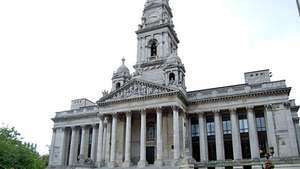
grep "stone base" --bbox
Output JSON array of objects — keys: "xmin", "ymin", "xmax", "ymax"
[
  {"xmin": 154, "ymin": 159, "xmax": 164, "ymax": 167},
  {"xmin": 138, "ymin": 160, "xmax": 148, "ymax": 168},
  {"xmin": 108, "ymin": 161, "xmax": 117, "ymax": 168},
  {"xmin": 233, "ymin": 166, "xmax": 243, "ymax": 169},
  {"xmin": 122, "ymin": 161, "xmax": 132, "ymax": 168},
  {"xmin": 275, "ymin": 164, "xmax": 300, "ymax": 169},
  {"xmin": 251, "ymin": 165, "xmax": 262, "ymax": 169}
]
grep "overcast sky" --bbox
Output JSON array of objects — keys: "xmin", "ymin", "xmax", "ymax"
[{"xmin": 0, "ymin": 0, "xmax": 299, "ymax": 155}]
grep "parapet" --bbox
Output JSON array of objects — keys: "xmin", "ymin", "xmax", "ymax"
[
  {"xmin": 71, "ymin": 98, "xmax": 95, "ymax": 110},
  {"xmin": 244, "ymin": 69, "xmax": 271, "ymax": 84}
]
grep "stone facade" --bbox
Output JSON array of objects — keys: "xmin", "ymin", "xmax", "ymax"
[{"xmin": 48, "ymin": 0, "xmax": 300, "ymax": 169}]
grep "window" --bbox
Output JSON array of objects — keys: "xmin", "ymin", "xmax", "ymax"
[
  {"xmin": 146, "ymin": 122, "xmax": 156, "ymax": 141},
  {"xmin": 207, "ymin": 122, "xmax": 215, "ymax": 136},
  {"xmin": 116, "ymin": 82, "xmax": 121, "ymax": 89},
  {"xmin": 191, "ymin": 124, "xmax": 199, "ymax": 137},
  {"xmin": 223, "ymin": 120, "xmax": 232, "ymax": 134},
  {"xmin": 169, "ymin": 73, "xmax": 175, "ymax": 84},
  {"xmin": 239, "ymin": 119, "xmax": 249, "ymax": 133},
  {"xmin": 150, "ymin": 40, "xmax": 158, "ymax": 56},
  {"xmin": 256, "ymin": 117, "xmax": 266, "ymax": 131}
]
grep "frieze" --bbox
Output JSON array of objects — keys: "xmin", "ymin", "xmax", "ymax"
[{"xmin": 98, "ymin": 79, "xmax": 178, "ymax": 104}]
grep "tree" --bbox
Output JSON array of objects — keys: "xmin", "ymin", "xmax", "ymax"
[{"xmin": 0, "ymin": 126, "xmax": 47, "ymax": 169}]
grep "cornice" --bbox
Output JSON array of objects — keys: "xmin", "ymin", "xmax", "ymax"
[
  {"xmin": 136, "ymin": 24, "xmax": 179, "ymax": 43},
  {"xmin": 188, "ymin": 87, "xmax": 291, "ymax": 105}
]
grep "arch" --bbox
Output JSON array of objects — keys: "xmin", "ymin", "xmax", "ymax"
[
  {"xmin": 148, "ymin": 39, "xmax": 158, "ymax": 57},
  {"xmin": 116, "ymin": 82, "xmax": 121, "ymax": 89},
  {"xmin": 169, "ymin": 72, "xmax": 175, "ymax": 84}
]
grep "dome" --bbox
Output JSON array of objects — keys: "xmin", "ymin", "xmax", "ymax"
[{"xmin": 116, "ymin": 58, "xmax": 130, "ymax": 74}]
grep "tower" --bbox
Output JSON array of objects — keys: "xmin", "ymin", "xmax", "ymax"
[{"xmin": 133, "ymin": 0, "xmax": 186, "ymax": 91}]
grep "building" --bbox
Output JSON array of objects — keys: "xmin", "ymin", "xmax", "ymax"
[{"xmin": 48, "ymin": 0, "xmax": 300, "ymax": 169}]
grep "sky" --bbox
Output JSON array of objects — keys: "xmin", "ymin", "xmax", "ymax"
[{"xmin": 0, "ymin": 0, "xmax": 299, "ymax": 155}]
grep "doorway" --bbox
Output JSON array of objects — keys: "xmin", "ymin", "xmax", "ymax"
[{"xmin": 146, "ymin": 146, "xmax": 155, "ymax": 164}]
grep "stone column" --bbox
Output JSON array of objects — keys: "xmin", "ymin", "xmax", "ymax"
[
  {"xmin": 79, "ymin": 126, "xmax": 88, "ymax": 162},
  {"xmin": 59, "ymin": 127, "xmax": 66, "ymax": 166},
  {"xmin": 230, "ymin": 108, "xmax": 242, "ymax": 160},
  {"xmin": 68, "ymin": 126, "xmax": 77, "ymax": 166},
  {"xmin": 264, "ymin": 105, "xmax": 278, "ymax": 157},
  {"xmin": 247, "ymin": 106, "xmax": 260, "ymax": 159},
  {"xmin": 138, "ymin": 109, "xmax": 147, "ymax": 167},
  {"xmin": 105, "ymin": 117, "xmax": 111, "ymax": 164},
  {"xmin": 97, "ymin": 116, "xmax": 104, "ymax": 167},
  {"xmin": 173, "ymin": 106, "xmax": 180, "ymax": 161},
  {"xmin": 91, "ymin": 124, "xmax": 98, "ymax": 162},
  {"xmin": 123, "ymin": 112, "xmax": 132, "ymax": 167},
  {"xmin": 199, "ymin": 113, "xmax": 208, "ymax": 162},
  {"xmin": 284, "ymin": 103, "xmax": 299, "ymax": 156},
  {"xmin": 214, "ymin": 110, "xmax": 225, "ymax": 161},
  {"xmin": 188, "ymin": 116, "xmax": 193, "ymax": 156},
  {"xmin": 109, "ymin": 114, "xmax": 118, "ymax": 168},
  {"xmin": 155, "ymin": 107, "xmax": 163, "ymax": 167},
  {"xmin": 49, "ymin": 128, "xmax": 57, "ymax": 166}
]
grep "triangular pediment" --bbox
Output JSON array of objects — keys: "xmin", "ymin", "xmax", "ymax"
[{"xmin": 98, "ymin": 79, "xmax": 178, "ymax": 104}]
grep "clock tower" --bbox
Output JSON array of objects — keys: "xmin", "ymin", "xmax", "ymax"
[{"xmin": 134, "ymin": 0, "xmax": 186, "ymax": 91}]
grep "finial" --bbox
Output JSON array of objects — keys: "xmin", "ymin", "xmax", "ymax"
[{"xmin": 122, "ymin": 57, "xmax": 125, "ymax": 65}]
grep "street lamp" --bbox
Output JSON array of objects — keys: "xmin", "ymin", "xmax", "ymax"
[{"xmin": 260, "ymin": 147, "xmax": 275, "ymax": 169}]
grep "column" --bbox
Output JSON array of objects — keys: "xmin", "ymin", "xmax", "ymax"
[
  {"xmin": 79, "ymin": 126, "xmax": 88, "ymax": 162},
  {"xmin": 284, "ymin": 103, "xmax": 299, "ymax": 156},
  {"xmin": 230, "ymin": 108, "xmax": 242, "ymax": 160},
  {"xmin": 123, "ymin": 112, "xmax": 132, "ymax": 167},
  {"xmin": 59, "ymin": 127, "xmax": 66, "ymax": 165},
  {"xmin": 188, "ymin": 116, "xmax": 193, "ymax": 157},
  {"xmin": 214, "ymin": 110, "xmax": 225, "ymax": 161},
  {"xmin": 138, "ymin": 109, "xmax": 147, "ymax": 167},
  {"xmin": 264, "ymin": 105, "xmax": 278, "ymax": 157},
  {"xmin": 68, "ymin": 127, "xmax": 77, "ymax": 166},
  {"xmin": 173, "ymin": 106, "xmax": 180, "ymax": 161},
  {"xmin": 49, "ymin": 128, "xmax": 57, "ymax": 166},
  {"xmin": 97, "ymin": 116, "xmax": 104, "ymax": 167},
  {"xmin": 247, "ymin": 106, "xmax": 260, "ymax": 159},
  {"xmin": 105, "ymin": 118, "xmax": 111, "ymax": 164},
  {"xmin": 155, "ymin": 108, "xmax": 163, "ymax": 167},
  {"xmin": 91, "ymin": 124, "xmax": 98, "ymax": 162},
  {"xmin": 199, "ymin": 113, "xmax": 208, "ymax": 162},
  {"xmin": 109, "ymin": 114, "xmax": 118, "ymax": 168}
]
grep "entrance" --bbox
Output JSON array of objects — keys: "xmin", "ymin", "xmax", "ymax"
[{"xmin": 146, "ymin": 146, "xmax": 155, "ymax": 164}]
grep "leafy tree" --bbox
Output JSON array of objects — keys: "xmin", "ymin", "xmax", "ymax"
[{"xmin": 0, "ymin": 126, "xmax": 47, "ymax": 169}]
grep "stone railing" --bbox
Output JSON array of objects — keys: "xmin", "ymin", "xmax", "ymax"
[
  {"xmin": 187, "ymin": 80, "xmax": 287, "ymax": 101},
  {"xmin": 55, "ymin": 105, "xmax": 98, "ymax": 118}
]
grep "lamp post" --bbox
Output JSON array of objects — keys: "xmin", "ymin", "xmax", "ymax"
[{"xmin": 260, "ymin": 147, "xmax": 275, "ymax": 169}]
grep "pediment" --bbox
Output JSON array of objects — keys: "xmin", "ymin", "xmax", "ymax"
[{"xmin": 98, "ymin": 79, "xmax": 178, "ymax": 104}]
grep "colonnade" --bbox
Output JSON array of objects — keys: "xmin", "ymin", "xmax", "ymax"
[
  {"xmin": 51, "ymin": 106, "xmax": 184, "ymax": 168},
  {"xmin": 194, "ymin": 106, "xmax": 277, "ymax": 163}
]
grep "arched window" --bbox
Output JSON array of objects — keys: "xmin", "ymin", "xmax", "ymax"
[
  {"xmin": 169, "ymin": 73, "xmax": 175, "ymax": 84},
  {"xmin": 149, "ymin": 39, "xmax": 158, "ymax": 57},
  {"xmin": 116, "ymin": 82, "xmax": 121, "ymax": 89}
]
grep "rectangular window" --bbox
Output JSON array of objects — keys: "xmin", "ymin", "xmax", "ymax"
[
  {"xmin": 223, "ymin": 120, "xmax": 232, "ymax": 134},
  {"xmin": 239, "ymin": 119, "xmax": 249, "ymax": 133},
  {"xmin": 207, "ymin": 122, "xmax": 215, "ymax": 136},
  {"xmin": 256, "ymin": 117, "xmax": 266, "ymax": 131},
  {"xmin": 191, "ymin": 124, "xmax": 199, "ymax": 137}
]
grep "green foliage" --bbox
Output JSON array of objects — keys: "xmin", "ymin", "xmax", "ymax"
[{"xmin": 0, "ymin": 126, "xmax": 48, "ymax": 169}]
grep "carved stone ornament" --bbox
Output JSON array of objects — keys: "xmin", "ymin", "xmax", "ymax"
[{"xmin": 98, "ymin": 79, "xmax": 177, "ymax": 103}]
